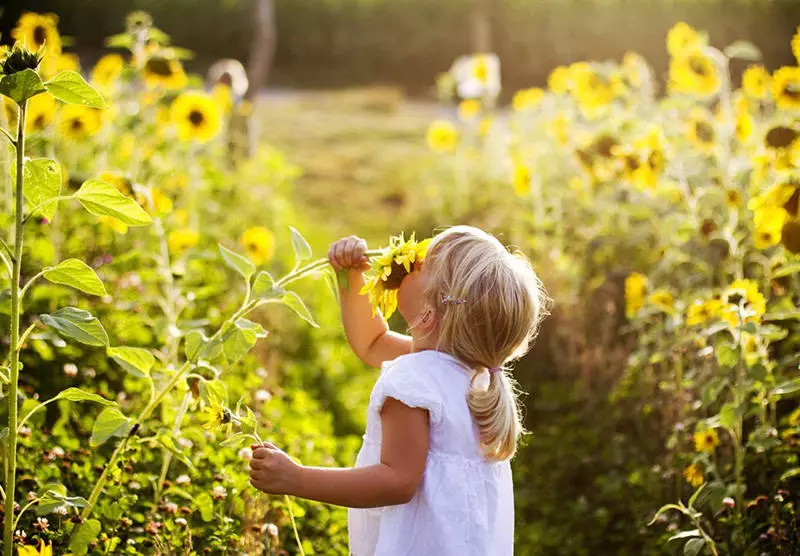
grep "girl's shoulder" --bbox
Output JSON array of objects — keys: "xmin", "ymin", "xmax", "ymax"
[{"xmin": 380, "ymin": 349, "xmax": 469, "ymax": 376}]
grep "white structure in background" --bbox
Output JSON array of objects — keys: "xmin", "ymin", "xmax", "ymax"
[
  {"xmin": 450, "ymin": 53, "xmax": 501, "ymax": 100},
  {"xmin": 206, "ymin": 58, "xmax": 250, "ymax": 101}
]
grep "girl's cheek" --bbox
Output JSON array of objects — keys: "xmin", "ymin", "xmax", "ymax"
[{"xmin": 398, "ymin": 272, "xmax": 422, "ymax": 320}]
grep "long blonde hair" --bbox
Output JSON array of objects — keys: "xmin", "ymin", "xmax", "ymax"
[{"xmin": 420, "ymin": 226, "xmax": 550, "ymax": 461}]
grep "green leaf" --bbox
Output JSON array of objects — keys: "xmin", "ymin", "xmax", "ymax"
[
  {"xmin": 688, "ymin": 483, "xmax": 706, "ymax": 509},
  {"xmin": 90, "ymin": 407, "xmax": 132, "ymax": 446},
  {"xmin": 52, "ymin": 387, "xmax": 116, "ymax": 407},
  {"xmin": 40, "ymin": 307, "xmax": 109, "ymax": 346},
  {"xmin": 199, "ymin": 378, "xmax": 228, "ymax": 407},
  {"xmin": 718, "ymin": 403, "xmax": 737, "ymax": 430},
  {"xmin": 724, "ymin": 40, "xmax": 761, "ymax": 61},
  {"xmin": 669, "ymin": 529, "xmax": 701, "ymax": 542},
  {"xmin": 185, "ymin": 331, "xmax": 222, "ymax": 363},
  {"xmin": 0, "ymin": 69, "xmax": 46, "ymax": 104},
  {"xmin": 219, "ymin": 244, "xmax": 255, "ymax": 281},
  {"xmin": 45, "ymin": 71, "xmax": 107, "ymax": 108},
  {"xmin": 290, "ymin": 226, "xmax": 312, "ymax": 267},
  {"xmin": 24, "ymin": 158, "xmax": 61, "ymax": 221},
  {"xmin": 68, "ymin": 519, "xmax": 101, "ymax": 556},
  {"xmin": 763, "ymin": 311, "xmax": 800, "ymax": 322},
  {"xmin": 772, "ymin": 263, "xmax": 800, "ymax": 278},
  {"xmin": 43, "ymin": 259, "xmax": 107, "ymax": 296},
  {"xmin": 195, "ymin": 492, "xmax": 214, "ymax": 522},
  {"xmin": 221, "ymin": 318, "xmax": 268, "ymax": 364},
  {"xmin": 647, "ymin": 503, "xmax": 685, "ymax": 526},
  {"xmin": 220, "ymin": 432, "xmax": 248, "ymax": 447},
  {"xmin": 156, "ymin": 433, "xmax": 194, "ymax": 470},
  {"xmin": 770, "ymin": 378, "xmax": 800, "ymax": 398},
  {"xmin": 107, "ymin": 346, "xmax": 155, "ymax": 378},
  {"xmin": 37, "ymin": 490, "xmax": 89, "ymax": 516},
  {"xmin": 73, "ymin": 179, "xmax": 152, "ymax": 226},
  {"xmin": 683, "ymin": 538, "xmax": 706, "ymax": 556},
  {"xmin": 714, "ymin": 342, "xmax": 738, "ymax": 369},
  {"xmin": 252, "ymin": 271, "xmax": 283, "ymax": 299},
  {"xmin": 780, "ymin": 467, "xmax": 800, "ymax": 481},
  {"xmin": 279, "ymin": 290, "xmax": 319, "ymax": 327}
]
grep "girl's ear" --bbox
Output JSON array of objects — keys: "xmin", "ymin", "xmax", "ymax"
[{"xmin": 417, "ymin": 305, "xmax": 437, "ymax": 333}]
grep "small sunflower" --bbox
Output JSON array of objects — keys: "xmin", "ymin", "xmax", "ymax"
[
  {"xmin": 458, "ymin": 99, "xmax": 481, "ymax": 121},
  {"xmin": 686, "ymin": 109, "xmax": 716, "ymax": 153},
  {"xmin": 11, "ymin": 12, "xmax": 61, "ymax": 76},
  {"xmin": 669, "ymin": 51, "xmax": 720, "ymax": 97},
  {"xmin": 143, "ymin": 55, "xmax": 188, "ymax": 90},
  {"xmin": 742, "ymin": 65, "xmax": 771, "ymax": 99},
  {"xmin": 426, "ymin": 120, "xmax": 459, "ymax": 153},
  {"xmin": 199, "ymin": 400, "xmax": 231, "ymax": 431},
  {"xmin": 720, "ymin": 279, "xmax": 766, "ymax": 326},
  {"xmin": 240, "ymin": 226, "xmax": 276, "ymax": 265},
  {"xmin": 170, "ymin": 92, "xmax": 222, "ymax": 144},
  {"xmin": 682, "ymin": 463, "xmax": 704, "ymax": 488},
  {"xmin": 624, "ymin": 272, "xmax": 648, "ymax": 318},
  {"xmin": 694, "ymin": 428, "xmax": 720, "ymax": 453},
  {"xmin": 168, "ymin": 229, "xmax": 200, "ymax": 253},
  {"xmin": 667, "ymin": 22, "xmax": 702, "ymax": 56},
  {"xmin": 17, "ymin": 540, "xmax": 53, "ymax": 556},
  {"xmin": 4, "ymin": 93, "xmax": 57, "ymax": 133},
  {"xmin": 512, "ymin": 87, "xmax": 545, "ymax": 112},
  {"xmin": 573, "ymin": 68, "xmax": 618, "ymax": 117},
  {"xmin": 512, "ymin": 161, "xmax": 532, "ymax": 197},
  {"xmin": 772, "ymin": 67, "xmax": 800, "ymax": 111},
  {"xmin": 58, "ymin": 104, "xmax": 103, "ymax": 140},
  {"xmin": 91, "ymin": 54, "xmax": 125, "ymax": 91},
  {"xmin": 686, "ymin": 298, "xmax": 723, "ymax": 326},
  {"xmin": 647, "ymin": 290, "xmax": 674, "ymax": 313},
  {"xmin": 360, "ymin": 233, "xmax": 431, "ymax": 320}
]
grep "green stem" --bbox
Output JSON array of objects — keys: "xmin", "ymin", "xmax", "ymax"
[
  {"xmin": 12, "ymin": 497, "xmax": 40, "ymax": 531},
  {"xmin": 21, "ymin": 195, "xmax": 73, "ymax": 225},
  {"xmin": 0, "ymin": 126, "xmax": 15, "ymax": 147},
  {"xmin": 4, "ymin": 99, "xmax": 26, "ymax": 556},
  {"xmin": 274, "ymin": 250, "xmax": 382, "ymax": 290},
  {"xmin": 285, "ymin": 494, "xmax": 305, "ymax": 556},
  {"xmin": 18, "ymin": 269, "xmax": 46, "ymax": 301},
  {"xmin": 16, "ymin": 322, "xmax": 38, "ymax": 352},
  {"xmin": 0, "ymin": 250, "xmax": 11, "ymax": 279},
  {"xmin": 154, "ymin": 392, "xmax": 192, "ymax": 502}
]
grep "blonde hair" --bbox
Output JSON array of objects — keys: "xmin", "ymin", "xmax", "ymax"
[{"xmin": 420, "ymin": 226, "xmax": 550, "ymax": 461}]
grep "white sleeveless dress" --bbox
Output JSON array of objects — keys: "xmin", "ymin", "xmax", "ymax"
[{"xmin": 348, "ymin": 350, "xmax": 514, "ymax": 556}]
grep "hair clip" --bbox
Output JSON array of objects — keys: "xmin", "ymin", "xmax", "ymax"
[
  {"xmin": 488, "ymin": 367, "xmax": 503, "ymax": 374},
  {"xmin": 441, "ymin": 295, "xmax": 467, "ymax": 305}
]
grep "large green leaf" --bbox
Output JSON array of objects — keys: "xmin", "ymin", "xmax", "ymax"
[
  {"xmin": 24, "ymin": 158, "xmax": 61, "ymax": 221},
  {"xmin": 219, "ymin": 244, "xmax": 255, "ymax": 281},
  {"xmin": 107, "ymin": 346, "xmax": 155, "ymax": 378},
  {"xmin": 185, "ymin": 331, "xmax": 223, "ymax": 363},
  {"xmin": 252, "ymin": 270, "xmax": 283, "ymax": 299},
  {"xmin": 279, "ymin": 290, "xmax": 319, "ymax": 327},
  {"xmin": 90, "ymin": 407, "xmax": 132, "ymax": 446},
  {"xmin": 40, "ymin": 307, "xmax": 109, "ymax": 346},
  {"xmin": 290, "ymin": 226, "xmax": 312, "ymax": 266},
  {"xmin": 683, "ymin": 538, "xmax": 706, "ymax": 556},
  {"xmin": 52, "ymin": 387, "xmax": 116, "ymax": 407},
  {"xmin": 37, "ymin": 488, "xmax": 89, "ymax": 516},
  {"xmin": 73, "ymin": 179, "xmax": 152, "ymax": 226},
  {"xmin": 221, "ymin": 318, "xmax": 268, "ymax": 364},
  {"xmin": 43, "ymin": 259, "xmax": 107, "ymax": 296},
  {"xmin": 0, "ymin": 69, "xmax": 46, "ymax": 104},
  {"xmin": 44, "ymin": 71, "xmax": 106, "ymax": 108},
  {"xmin": 68, "ymin": 518, "xmax": 101, "ymax": 556}
]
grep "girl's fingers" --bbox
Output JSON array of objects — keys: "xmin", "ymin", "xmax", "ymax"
[{"xmin": 345, "ymin": 236, "xmax": 360, "ymax": 267}]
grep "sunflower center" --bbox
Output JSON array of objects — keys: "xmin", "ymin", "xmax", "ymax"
[
  {"xmin": 383, "ymin": 262, "xmax": 410, "ymax": 290},
  {"xmin": 146, "ymin": 58, "xmax": 174, "ymax": 78},
  {"xmin": 33, "ymin": 115, "xmax": 46, "ymax": 129},
  {"xmin": 594, "ymin": 135, "xmax": 618, "ymax": 158},
  {"xmin": 188, "ymin": 109, "xmax": 205, "ymax": 126},
  {"xmin": 70, "ymin": 119, "xmax": 84, "ymax": 132},
  {"xmin": 689, "ymin": 57, "xmax": 709, "ymax": 77},
  {"xmin": 783, "ymin": 187, "xmax": 799, "ymax": 218},
  {"xmin": 765, "ymin": 126, "xmax": 798, "ymax": 149},
  {"xmin": 696, "ymin": 122, "xmax": 714, "ymax": 143},
  {"xmin": 782, "ymin": 221, "xmax": 800, "ymax": 254},
  {"xmin": 782, "ymin": 83, "xmax": 800, "ymax": 100},
  {"xmin": 33, "ymin": 25, "xmax": 48, "ymax": 46}
]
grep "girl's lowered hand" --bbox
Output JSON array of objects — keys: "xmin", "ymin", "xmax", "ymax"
[
  {"xmin": 248, "ymin": 442, "xmax": 303, "ymax": 496},
  {"xmin": 328, "ymin": 235, "xmax": 369, "ymax": 271}
]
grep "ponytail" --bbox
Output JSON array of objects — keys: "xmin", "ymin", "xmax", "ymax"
[{"xmin": 467, "ymin": 369, "xmax": 523, "ymax": 461}]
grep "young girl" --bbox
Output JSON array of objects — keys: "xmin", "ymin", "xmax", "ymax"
[{"xmin": 248, "ymin": 225, "xmax": 549, "ymax": 555}]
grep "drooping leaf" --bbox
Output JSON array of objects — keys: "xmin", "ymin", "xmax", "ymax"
[
  {"xmin": 107, "ymin": 346, "xmax": 154, "ymax": 378},
  {"xmin": 0, "ymin": 69, "xmax": 46, "ymax": 104},
  {"xmin": 90, "ymin": 407, "xmax": 132, "ymax": 446},
  {"xmin": 668, "ymin": 529, "xmax": 701, "ymax": 542},
  {"xmin": 74, "ymin": 179, "xmax": 152, "ymax": 226},
  {"xmin": 724, "ymin": 40, "xmax": 761, "ymax": 61},
  {"xmin": 647, "ymin": 503, "xmax": 685, "ymax": 526},
  {"xmin": 279, "ymin": 290, "xmax": 319, "ymax": 327},
  {"xmin": 45, "ymin": 71, "xmax": 107, "ymax": 108},
  {"xmin": 40, "ymin": 307, "xmax": 109, "ymax": 346},
  {"xmin": 23, "ymin": 158, "xmax": 61, "ymax": 221},
  {"xmin": 219, "ymin": 244, "xmax": 255, "ymax": 281},
  {"xmin": 289, "ymin": 226, "xmax": 312, "ymax": 266},
  {"xmin": 43, "ymin": 259, "xmax": 106, "ymax": 296},
  {"xmin": 51, "ymin": 387, "xmax": 117, "ymax": 407}
]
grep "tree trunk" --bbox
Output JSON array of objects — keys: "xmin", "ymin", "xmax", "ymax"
[
  {"xmin": 470, "ymin": 0, "xmax": 492, "ymax": 53},
  {"xmin": 246, "ymin": 0, "xmax": 278, "ymax": 100}
]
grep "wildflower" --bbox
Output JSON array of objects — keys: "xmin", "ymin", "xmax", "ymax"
[
  {"xmin": 239, "ymin": 447, "xmax": 253, "ymax": 461},
  {"xmin": 143, "ymin": 55, "xmax": 188, "ymax": 90},
  {"xmin": 694, "ymin": 428, "xmax": 720, "ymax": 453},
  {"xmin": 17, "ymin": 540, "xmax": 52, "ymax": 556},
  {"xmin": 624, "ymin": 273, "xmax": 648, "ymax": 318},
  {"xmin": 512, "ymin": 87, "xmax": 544, "ymax": 112},
  {"xmin": 33, "ymin": 518, "xmax": 48, "ymax": 532},
  {"xmin": 669, "ymin": 50, "xmax": 720, "ymax": 97},
  {"xmin": 58, "ymin": 105, "xmax": 103, "ymax": 140},
  {"xmin": 199, "ymin": 400, "xmax": 231, "ymax": 431},
  {"xmin": 772, "ymin": 67, "xmax": 800, "ymax": 111},
  {"xmin": 742, "ymin": 65, "xmax": 771, "ymax": 99},
  {"xmin": 63, "ymin": 363, "xmax": 78, "ymax": 377},
  {"xmin": 426, "ymin": 120, "xmax": 459, "ymax": 153},
  {"xmin": 682, "ymin": 463, "xmax": 704, "ymax": 488},
  {"xmin": 168, "ymin": 229, "xmax": 200, "ymax": 254},
  {"xmin": 240, "ymin": 226, "xmax": 275, "ymax": 265},
  {"xmin": 170, "ymin": 91, "xmax": 222, "ymax": 143},
  {"xmin": 175, "ymin": 474, "xmax": 191, "ymax": 486},
  {"xmin": 91, "ymin": 54, "xmax": 125, "ymax": 92},
  {"xmin": 667, "ymin": 22, "xmax": 702, "ymax": 56},
  {"xmin": 212, "ymin": 485, "xmax": 228, "ymax": 500},
  {"xmin": 458, "ymin": 99, "xmax": 481, "ymax": 121},
  {"xmin": 360, "ymin": 233, "xmax": 431, "ymax": 319}
]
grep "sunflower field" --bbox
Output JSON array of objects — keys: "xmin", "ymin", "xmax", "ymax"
[{"xmin": 0, "ymin": 5, "xmax": 799, "ymax": 556}]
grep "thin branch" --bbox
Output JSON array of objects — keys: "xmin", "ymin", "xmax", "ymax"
[
  {"xmin": 22, "ymin": 195, "xmax": 73, "ymax": 225},
  {"xmin": 0, "ymin": 237, "xmax": 14, "ymax": 263},
  {"xmin": 17, "ymin": 322, "xmax": 39, "ymax": 351},
  {"xmin": 0, "ymin": 127, "xmax": 15, "ymax": 148},
  {"xmin": 19, "ymin": 269, "xmax": 46, "ymax": 302}
]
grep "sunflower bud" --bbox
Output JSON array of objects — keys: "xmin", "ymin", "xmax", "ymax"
[{"xmin": 1, "ymin": 44, "xmax": 43, "ymax": 75}]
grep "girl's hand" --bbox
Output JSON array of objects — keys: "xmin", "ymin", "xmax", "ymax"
[
  {"xmin": 328, "ymin": 235, "xmax": 369, "ymax": 271},
  {"xmin": 248, "ymin": 442, "xmax": 302, "ymax": 496}
]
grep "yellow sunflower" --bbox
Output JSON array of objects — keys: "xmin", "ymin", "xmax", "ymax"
[
  {"xmin": 686, "ymin": 298, "xmax": 723, "ymax": 326},
  {"xmin": 17, "ymin": 540, "xmax": 53, "ymax": 556},
  {"xmin": 647, "ymin": 290, "xmax": 674, "ymax": 313},
  {"xmin": 512, "ymin": 161, "xmax": 532, "ymax": 197},
  {"xmin": 458, "ymin": 99, "xmax": 481, "ymax": 121},
  {"xmin": 98, "ymin": 171, "xmax": 134, "ymax": 197},
  {"xmin": 58, "ymin": 104, "xmax": 103, "ymax": 140},
  {"xmin": 694, "ymin": 428, "xmax": 720, "ymax": 453},
  {"xmin": 240, "ymin": 226, "xmax": 276, "ymax": 265},
  {"xmin": 4, "ymin": 93, "xmax": 57, "ymax": 134},
  {"xmin": 573, "ymin": 69, "xmax": 618, "ymax": 117},
  {"xmin": 168, "ymin": 229, "xmax": 200, "ymax": 253},
  {"xmin": 720, "ymin": 279, "xmax": 766, "ymax": 327},
  {"xmin": 547, "ymin": 65, "xmax": 572, "ymax": 94},
  {"xmin": 624, "ymin": 272, "xmax": 648, "ymax": 318},
  {"xmin": 669, "ymin": 51, "xmax": 720, "ymax": 97},
  {"xmin": 91, "ymin": 54, "xmax": 125, "ymax": 92},
  {"xmin": 512, "ymin": 87, "xmax": 545, "ymax": 112},
  {"xmin": 199, "ymin": 400, "xmax": 231, "ymax": 431},
  {"xmin": 742, "ymin": 65, "xmax": 771, "ymax": 99},
  {"xmin": 772, "ymin": 67, "xmax": 800, "ymax": 111},
  {"xmin": 170, "ymin": 92, "xmax": 222, "ymax": 144},
  {"xmin": 143, "ymin": 55, "xmax": 188, "ymax": 90},
  {"xmin": 11, "ymin": 12, "xmax": 61, "ymax": 76},
  {"xmin": 667, "ymin": 22, "xmax": 702, "ymax": 56},
  {"xmin": 683, "ymin": 463, "xmax": 704, "ymax": 488},
  {"xmin": 630, "ymin": 126, "xmax": 666, "ymax": 189},
  {"xmin": 426, "ymin": 120, "xmax": 459, "ymax": 153},
  {"xmin": 360, "ymin": 233, "xmax": 431, "ymax": 320},
  {"xmin": 136, "ymin": 187, "xmax": 173, "ymax": 216},
  {"xmin": 686, "ymin": 109, "xmax": 716, "ymax": 153}
]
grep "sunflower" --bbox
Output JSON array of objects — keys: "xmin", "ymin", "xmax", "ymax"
[
  {"xmin": 782, "ymin": 220, "xmax": 800, "ymax": 253},
  {"xmin": 667, "ymin": 22, "xmax": 702, "ymax": 56},
  {"xmin": 512, "ymin": 87, "xmax": 545, "ymax": 112},
  {"xmin": 669, "ymin": 51, "xmax": 720, "ymax": 97},
  {"xmin": 4, "ymin": 93, "xmax": 56, "ymax": 134},
  {"xmin": 624, "ymin": 272, "xmax": 648, "ymax": 318},
  {"xmin": 694, "ymin": 428, "xmax": 720, "ymax": 453},
  {"xmin": 426, "ymin": 120, "xmax": 459, "ymax": 153},
  {"xmin": 686, "ymin": 298, "xmax": 723, "ymax": 326},
  {"xmin": 55, "ymin": 53, "xmax": 80, "ymax": 73},
  {"xmin": 143, "ymin": 55, "xmax": 188, "ymax": 90},
  {"xmin": 647, "ymin": 290, "xmax": 674, "ymax": 313},
  {"xmin": 17, "ymin": 540, "xmax": 53, "ymax": 556},
  {"xmin": 725, "ymin": 189, "xmax": 742, "ymax": 209},
  {"xmin": 629, "ymin": 126, "xmax": 666, "ymax": 189},
  {"xmin": 720, "ymin": 279, "xmax": 766, "ymax": 326},
  {"xmin": 734, "ymin": 96, "xmax": 753, "ymax": 142},
  {"xmin": 512, "ymin": 161, "xmax": 532, "ymax": 197},
  {"xmin": 686, "ymin": 109, "xmax": 716, "ymax": 153},
  {"xmin": 360, "ymin": 233, "xmax": 431, "ymax": 320},
  {"xmin": 682, "ymin": 464, "xmax": 704, "ymax": 488},
  {"xmin": 240, "ymin": 226, "xmax": 276, "ymax": 265},
  {"xmin": 168, "ymin": 229, "xmax": 200, "ymax": 253},
  {"xmin": 91, "ymin": 54, "xmax": 125, "ymax": 92},
  {"xmin": 548, "ymin": 65, "xmax": 572, "ymax": 94},
  {"xmin": 199, "ymin": 400, "xmax": 231, "ymax": 431},
  {"xmin": 212, "ymin": 83, "xmax": 234, "ymax": 115},
  {"xmin": 772, "ymin": 67, "xmax": 800, "ymax": 111},
  {"xmin": 11, "ymin": 12, "xmax": 61, "ymax": 76},
  {"xmin": 573, "ymin": 68, "xmax": 618, "ymax": 117},
  {"xmin": 170, "ymin": 92, "xmax": 222, "ymax": 144},
  {"xmin": 742, "ymin": 65, "xmax": 771, "ymax": 99},
  {"xmin": 753, "ymin": 207, "xmax": 787, "ymax": 249},
  {"xmin": 458, "ymin": 99, "xmax": 481, "ymax": 121},
  {"xmin": 137, "ymin": 187, "xmax": 173, "ymax": 216},
  {"xmin": 58, "ymin": 104, "xmax": 103, "ymax": 140}
]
